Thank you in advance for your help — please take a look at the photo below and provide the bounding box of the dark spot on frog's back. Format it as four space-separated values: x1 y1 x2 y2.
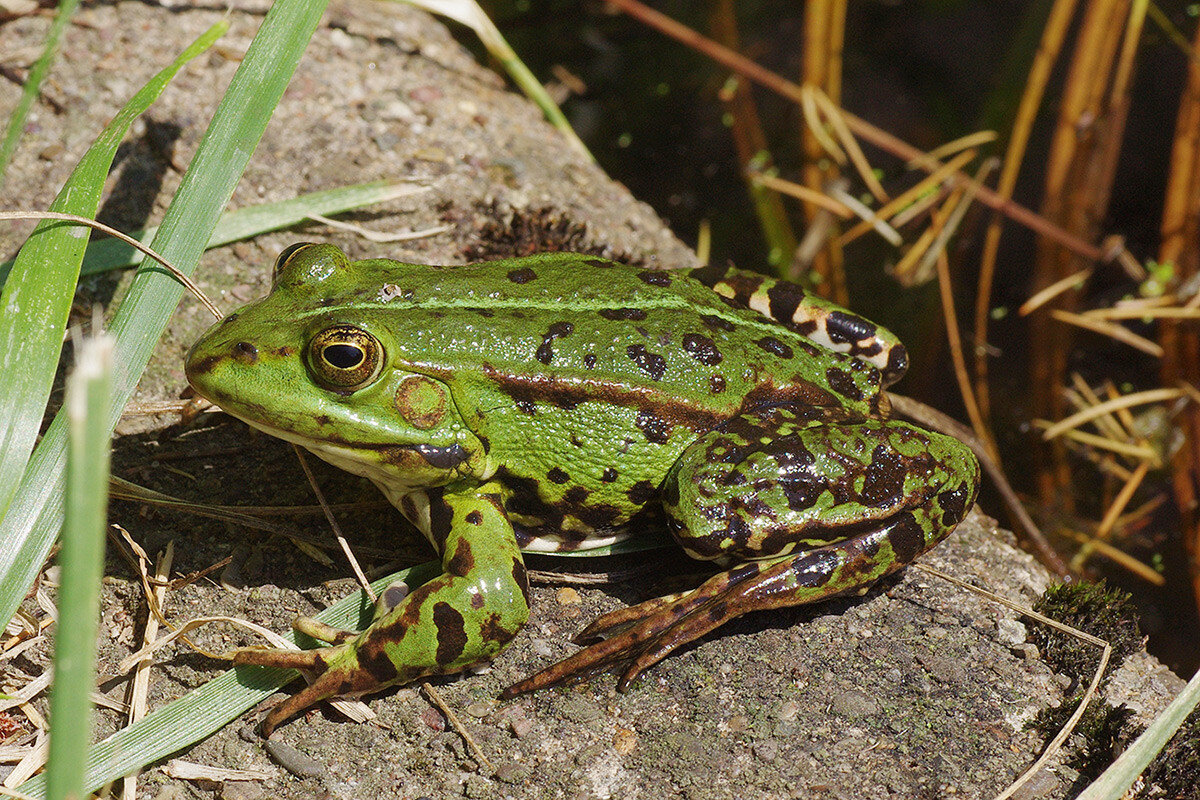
700 314 736 332
465 510 483 525
547 467 570 484
272 345 296 358
637 270 672 287
583 257 615 269
447 538 475 576
682 333 723 365
598 307 648 321
710 375 726 394
755 336 793 359
507 267 537 284
601 467 618 483
536 321 575 365
432 602 468 666
626 344 667 381
824 367 863 401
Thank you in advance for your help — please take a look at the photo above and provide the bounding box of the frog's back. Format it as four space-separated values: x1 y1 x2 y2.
347 252 884 421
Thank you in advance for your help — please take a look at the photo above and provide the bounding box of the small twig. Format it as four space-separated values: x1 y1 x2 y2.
1048 309 1163 357
292 445 375 602
422 682 493 774
1041 387 1186 441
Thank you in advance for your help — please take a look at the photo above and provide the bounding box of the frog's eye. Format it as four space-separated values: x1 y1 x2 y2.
308 325 383 391
273 243 317 282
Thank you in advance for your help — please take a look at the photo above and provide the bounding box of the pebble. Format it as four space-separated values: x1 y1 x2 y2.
264 739 325 780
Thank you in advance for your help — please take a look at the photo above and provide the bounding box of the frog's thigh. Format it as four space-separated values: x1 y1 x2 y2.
662 406 979 568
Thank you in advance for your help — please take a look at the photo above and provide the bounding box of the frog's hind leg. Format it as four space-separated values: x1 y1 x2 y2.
502 405 978 697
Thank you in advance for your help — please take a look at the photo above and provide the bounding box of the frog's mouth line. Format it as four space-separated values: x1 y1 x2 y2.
208 405 476 478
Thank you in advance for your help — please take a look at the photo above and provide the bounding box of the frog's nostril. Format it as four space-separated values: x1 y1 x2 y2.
232 341 258 364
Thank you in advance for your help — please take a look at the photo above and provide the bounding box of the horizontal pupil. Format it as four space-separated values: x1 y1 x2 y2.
324 343 365 369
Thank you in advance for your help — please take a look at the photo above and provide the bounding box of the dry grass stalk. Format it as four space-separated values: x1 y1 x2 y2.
794 0 849 301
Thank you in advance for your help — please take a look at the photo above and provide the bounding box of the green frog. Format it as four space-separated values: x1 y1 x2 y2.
185 243 980 735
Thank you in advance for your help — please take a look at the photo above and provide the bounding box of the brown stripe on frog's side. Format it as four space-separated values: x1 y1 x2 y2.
478 364 727 431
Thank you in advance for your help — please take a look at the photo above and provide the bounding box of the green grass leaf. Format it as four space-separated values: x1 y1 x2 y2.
0 0 329 656
0 20 226 532
46 333 113 800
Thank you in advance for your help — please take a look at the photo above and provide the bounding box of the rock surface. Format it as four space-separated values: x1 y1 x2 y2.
0 2 1182 798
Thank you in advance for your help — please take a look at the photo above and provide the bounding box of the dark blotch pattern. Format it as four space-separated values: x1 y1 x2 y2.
637 270 672 287
755 336 794 359
765 280 806 324
859 446 907 508
535 321 575 365
710 375 727 394
682 333 723 365
627 480 658 506
885 512 927 564
447 538 476 577
427 490 453 549
824 367 863 401
465 510 483 525
583 353 597 369
547 467 570 484
601 467 618 483
938 483 973 527
825 311 876 345
626 344 667 381
700 314 736 332
635 410 672 444
415 443 472 470
507 267 537 284
432 602 468 666
598 307 649 321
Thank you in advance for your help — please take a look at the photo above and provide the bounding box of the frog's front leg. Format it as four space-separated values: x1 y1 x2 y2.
234 480 529 735
503 405 978 697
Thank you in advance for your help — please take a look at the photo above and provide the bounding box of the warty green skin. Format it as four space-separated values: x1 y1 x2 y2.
184 243 980 734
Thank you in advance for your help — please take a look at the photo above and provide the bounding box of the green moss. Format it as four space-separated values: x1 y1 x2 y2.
1031 698 1142 786
1029 580 1143 689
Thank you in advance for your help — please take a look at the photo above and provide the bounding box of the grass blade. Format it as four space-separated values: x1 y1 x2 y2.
1075 665 1200 800
19 561 440 798
0 180 427 286
0 21 226 529
0 0 80 183
45 333 112 800
0 0 328 649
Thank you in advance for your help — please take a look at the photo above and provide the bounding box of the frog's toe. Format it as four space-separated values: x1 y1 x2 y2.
572 591 689 643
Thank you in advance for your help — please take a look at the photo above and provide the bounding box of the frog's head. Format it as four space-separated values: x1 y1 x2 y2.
185 243 488 491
